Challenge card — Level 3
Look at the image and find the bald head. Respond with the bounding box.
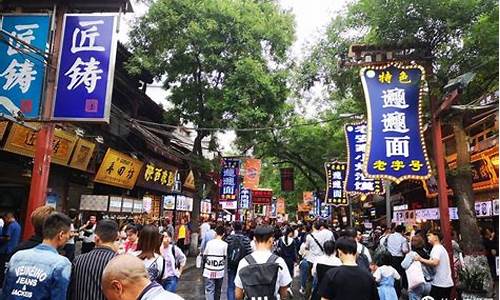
[102,255,150,300]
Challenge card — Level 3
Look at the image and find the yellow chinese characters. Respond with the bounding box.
[144,164,155,181]
[399,71,411,84]
[391,160,405,171]
[373,160,387,171]
[378,71,392,83]
[409,160,423,171]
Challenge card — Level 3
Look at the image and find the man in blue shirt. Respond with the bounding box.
[2,212,72,300]
[0,212,21,285]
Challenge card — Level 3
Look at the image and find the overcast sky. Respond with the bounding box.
[119,0,347,153]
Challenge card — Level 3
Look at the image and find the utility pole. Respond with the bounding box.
[23,5,65,240]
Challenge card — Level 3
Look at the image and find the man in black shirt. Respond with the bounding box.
[319,237,379,300]
[70,219,119,300]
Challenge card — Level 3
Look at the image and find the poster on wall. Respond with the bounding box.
[109,196,122,212]
[475,201,492,217]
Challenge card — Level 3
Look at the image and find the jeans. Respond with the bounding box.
[204,277,223,300]
[163,276,179,293]
[227,269,237,300]
[408,282,431,300]
[299,259,309,289]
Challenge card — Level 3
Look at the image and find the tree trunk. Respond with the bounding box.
[449,113,485,255]
[189,131,206,236]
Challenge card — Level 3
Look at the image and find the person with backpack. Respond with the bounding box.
[235,225,292,300]
[311,240,341,300]
[318,237,380,300]
[225,222,252,300]
[160,230,187,293]
[203,225,228,300]
[341,227,372,272]
[276,225,297,297]
[132,225,166,284]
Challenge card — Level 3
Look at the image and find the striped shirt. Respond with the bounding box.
[70,246,117,300]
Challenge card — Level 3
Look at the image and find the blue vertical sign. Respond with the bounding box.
[324,161,348,206]
[360,63,431,183]
[219,158,240,200]
[52,14,117,122]
[0,15,50,118]
[344,122,383,195]
[239,188,252,209]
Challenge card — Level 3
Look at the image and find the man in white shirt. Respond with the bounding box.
[386,225,409,290]
[235,225,292,300]
[200,218,211,242]
[203,225,227,300]
[416,230,453,300]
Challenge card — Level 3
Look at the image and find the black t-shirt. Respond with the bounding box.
[319,265,380,300]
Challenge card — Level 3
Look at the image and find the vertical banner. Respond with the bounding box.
[324,161,348,206]
[243,158,261,189]
[277,197,286,215]
[360,63,431,182]
[219,158,240,200]
[0,15,50,118]
[239,188,252,210]
[344,122,383,195]
[280,167,294,192]
[52,14,118,122]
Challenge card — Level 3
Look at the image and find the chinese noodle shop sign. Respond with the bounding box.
[52,14,118,122]
[325,162,347,206]
[136,160,177,193]
[360,63,431,183]
[94,148,143,189]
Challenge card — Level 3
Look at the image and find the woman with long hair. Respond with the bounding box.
[132,224,166,284]
[276,225,297,297]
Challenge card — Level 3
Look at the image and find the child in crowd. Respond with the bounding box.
[371,255,401,300]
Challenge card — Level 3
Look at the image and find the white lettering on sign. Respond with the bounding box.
[71,20,105,53]
[382,111,409,133]
[65,57,103,93]
[7,24,39,56]
[0,59,37,93]
[385,136,410,158]
[381,88,408,109]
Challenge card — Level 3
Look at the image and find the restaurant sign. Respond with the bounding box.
[136,160,177,193]
[94,148,143,189]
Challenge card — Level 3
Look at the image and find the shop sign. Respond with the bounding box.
[422,176,439,198]
[183,170,195,190]
[132,199,143,213]
[243,159,261,189]
[360,63,431,182]
[239,188,252,210]
[80,194,108,211]
[201,199,212,214]
[52,14,118,122]
[221,201,237,210]
[277,197,285,215]
[252,188,272,205]
[449,207,459,220]
[271,199,277,217]
[176,195,193,212]
[393,204,408,211]
[4,124,77,165]
[344,122,383,195]
[69,138,95,171]
[121,198,134,213]
[0,121,8,141]
[94,148,143,190]
[475,201,492,217]
[163,195,175,210]
[109,196,122,212]
[493,199,499,216]
[220,158,240,200]
[324,161,348,206]
[0,15,50,119]
[136,160,177,193]
[280,168,294,192]
[143,196,152,214]
[320,203,331,219]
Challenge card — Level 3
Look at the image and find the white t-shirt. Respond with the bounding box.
[203,238,228,279]
[200,222,210,240]
[132,251,167,280]
[305,230,335,263]
[312,254,342,276]
[235,250,292,299]
[82,223,96,243]
[66,223,75,245]
[430,244,454,287]
[373,265,401,282]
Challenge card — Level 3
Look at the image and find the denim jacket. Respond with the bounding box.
[1,243,71,300]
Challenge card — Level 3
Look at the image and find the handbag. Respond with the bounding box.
[406,260,425,290]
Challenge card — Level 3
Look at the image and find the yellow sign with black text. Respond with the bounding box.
[94,148,143,189]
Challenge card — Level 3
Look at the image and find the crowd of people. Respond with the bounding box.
[0,207,497,300]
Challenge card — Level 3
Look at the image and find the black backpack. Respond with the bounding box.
[357,245,370,271]
[227,235,246,270]
[239,254,281,300]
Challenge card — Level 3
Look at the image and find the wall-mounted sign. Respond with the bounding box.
[493,199,499,216]
[132,199,143,214]
[277,197,286,215]
[201,199,212,214]
[243,159,261,189]
[239,188,252,210]
[475,201,492,217]
[344,122,383,195]
[221,201,237,210]
[176,195,193,212]
[136,160,177,193]
[143,196,152,214]
[360,63,432,183]
[3,124,77,165]
[69,138,95,171]
[79,194,108,211]
[52,14,118,122]
[183,170,195,190]
[121,198,134,213]
[0,15,50,119]
[252,189,273,205]
[109,196,122,212]
[324,161,348,206]
[163,195,175,210]
[94,148,143,189]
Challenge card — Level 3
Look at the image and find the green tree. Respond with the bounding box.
[128,0,294,228]
[299,0,498,254]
